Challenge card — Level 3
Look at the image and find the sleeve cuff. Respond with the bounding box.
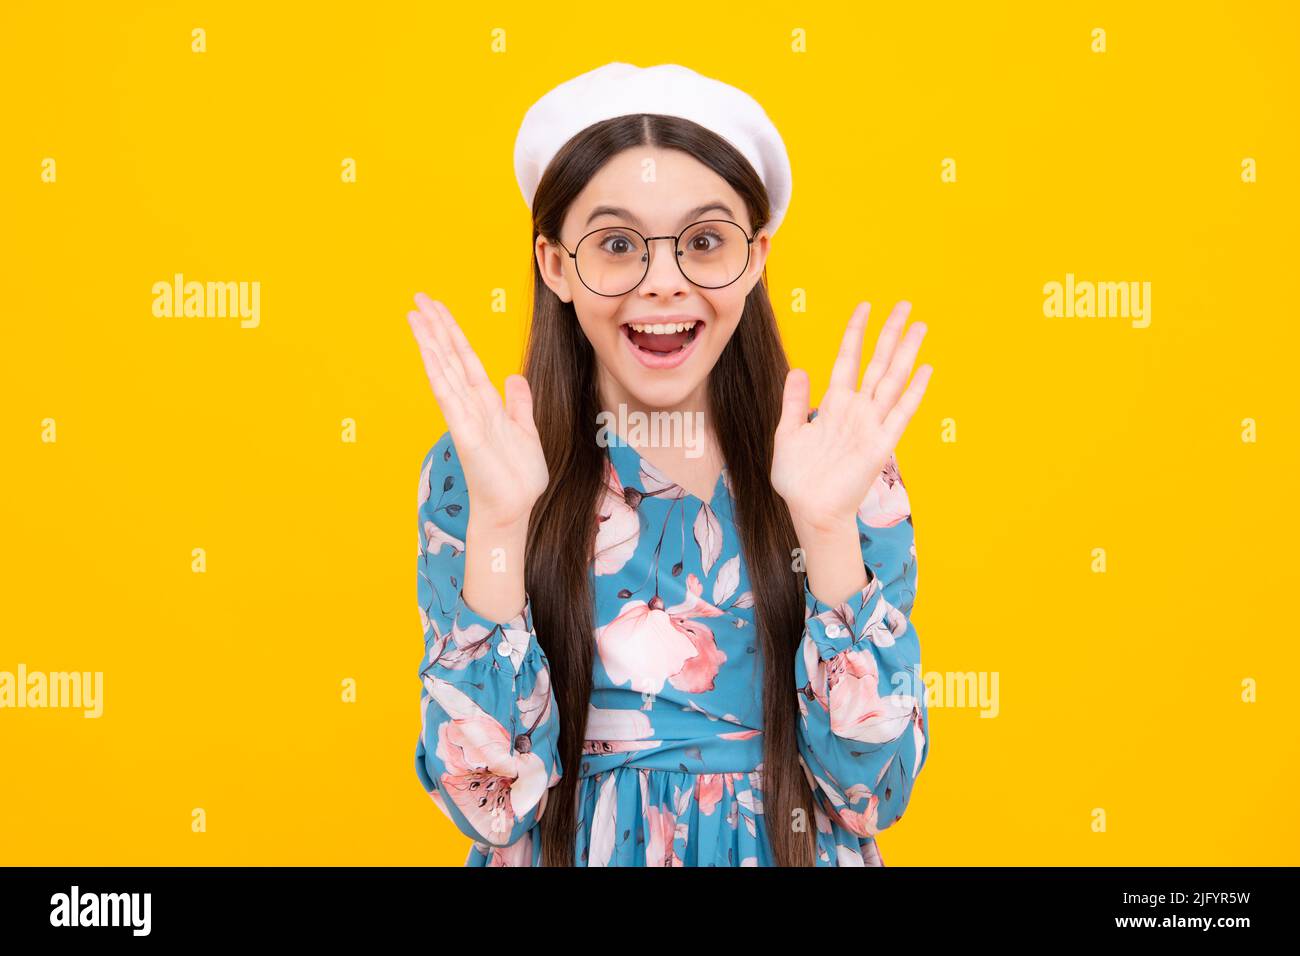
[802,566,884,662]
[451,589,533,632]
[449,590,538,675]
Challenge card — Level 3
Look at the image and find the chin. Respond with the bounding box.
[627,383,701,411]
[608,368,704,412]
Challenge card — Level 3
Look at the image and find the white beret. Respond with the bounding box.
[513,61,793,236]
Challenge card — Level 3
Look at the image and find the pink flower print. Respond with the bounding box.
[426,676,549,843]
[595,575,729,695]
[595,598,700,694]
[583,704,661,756]
[482,833,535,867]
[422,519,465,558]
[824,648,918,745]
[586,773,620,867]
[848,587,910,650]
[668,617,728,694]
[645,804,685,866]
[665,574,727,693]
[595,457,640,575]
[717,728,762,741]
[427,616,495,673]
[665,571,725,620]
[911,707,927,778]
[696,774,725,816]
[832,793,882,838]
[857,453,911,529]
[809,766,883,838]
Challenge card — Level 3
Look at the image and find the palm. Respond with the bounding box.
[408,293,548,527]
[771,301,932,529]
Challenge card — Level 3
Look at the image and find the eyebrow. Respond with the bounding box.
[584,201,737,231]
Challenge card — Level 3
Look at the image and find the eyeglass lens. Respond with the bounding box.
[573,220,749,295]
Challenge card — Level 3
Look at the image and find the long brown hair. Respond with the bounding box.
[523,113,818,866]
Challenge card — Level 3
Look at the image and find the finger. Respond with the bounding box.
[407,308,450,392]
[775,367,811,442]
[414,294,472,397]
[877,363,933,450]
[432,299,503,416]
[504,374,537,434]
[859,300,912,397]
[872,320,927,411]
[408,310,470,428]
[826,302,871,395]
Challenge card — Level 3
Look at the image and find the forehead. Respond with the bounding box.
[566,146,749,233]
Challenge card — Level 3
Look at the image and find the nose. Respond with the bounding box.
[636,236,691,299]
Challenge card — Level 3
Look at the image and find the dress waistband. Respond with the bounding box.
[578,730,765,779]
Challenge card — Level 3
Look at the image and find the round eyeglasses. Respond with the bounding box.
[553,219,756,297]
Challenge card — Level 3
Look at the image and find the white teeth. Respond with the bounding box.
[626,320,698,334]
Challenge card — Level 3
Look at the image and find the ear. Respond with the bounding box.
[535,235,575,303]
[740,227,771,292]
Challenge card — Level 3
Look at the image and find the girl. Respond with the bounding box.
[408,64,933,867]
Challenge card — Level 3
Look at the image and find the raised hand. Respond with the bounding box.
[771,301,932,533]
[408,293,549,530]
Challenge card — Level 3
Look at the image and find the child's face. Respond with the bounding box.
[536,146,770,413]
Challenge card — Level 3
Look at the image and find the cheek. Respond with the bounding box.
[573,302,622,349]
[701,294,746,348]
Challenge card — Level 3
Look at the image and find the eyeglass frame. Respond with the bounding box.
[551,218,758,297]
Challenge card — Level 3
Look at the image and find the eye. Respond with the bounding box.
[687,228,725,253]
[598,232,639,256]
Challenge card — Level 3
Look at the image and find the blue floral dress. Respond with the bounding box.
[414,425,928,866]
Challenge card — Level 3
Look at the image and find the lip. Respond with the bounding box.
[619,316,705,371]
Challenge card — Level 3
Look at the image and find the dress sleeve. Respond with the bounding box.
[794,451,929,839]
[413,429,563,849]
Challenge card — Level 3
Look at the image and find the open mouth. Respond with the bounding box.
[619,319,702,356]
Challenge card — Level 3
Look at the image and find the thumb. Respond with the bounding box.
[503,374,537,433]
[776,367,810,442]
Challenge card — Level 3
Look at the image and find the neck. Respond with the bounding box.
[596,365,716,463]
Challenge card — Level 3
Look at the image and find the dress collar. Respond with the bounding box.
[603,433,732,518]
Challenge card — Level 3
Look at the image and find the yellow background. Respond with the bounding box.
[2,1,1296,865]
